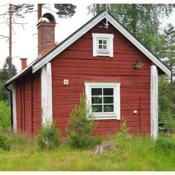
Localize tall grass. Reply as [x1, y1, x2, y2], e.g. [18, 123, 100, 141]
[0, 134, 175, 171]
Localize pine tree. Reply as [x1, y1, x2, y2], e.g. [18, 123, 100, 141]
[160, 24, 175, 82]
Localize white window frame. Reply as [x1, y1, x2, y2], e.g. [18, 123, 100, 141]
[85, 82, 120, 120]
[92, 33, 114, 57]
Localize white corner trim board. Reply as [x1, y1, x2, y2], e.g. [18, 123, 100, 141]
[41, 62, 53, 125]
[12, 86, 17, 132]
[32, 12, 170, 77]
[150, 65, 158, 139]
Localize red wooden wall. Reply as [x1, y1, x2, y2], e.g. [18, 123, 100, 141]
[15, 70, 41, 135]
[51, 20, 151, 137]
[15, 20, 152, 137]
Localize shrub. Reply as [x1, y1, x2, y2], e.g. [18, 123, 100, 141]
[0, 134, 11, 150]
[67, 94, 98, 148]
[38, 122, 60, 150]
[0, 101, 10, 129]
[115, 120, 129, 148]
[156, 137, 175, 152]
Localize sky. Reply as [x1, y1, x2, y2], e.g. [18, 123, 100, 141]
[0, 2, 175, 72]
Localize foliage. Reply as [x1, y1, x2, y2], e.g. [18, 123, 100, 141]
[0, 57, 17, 101]
[115, 120, 129, 148]
[159, 76, 175, 132]
[38, 122, 60, 150]
[54, 4, 76, 18]
[11, 4, 34, 18]
[67, 94, 97, 148]
[0, 135, 11, 150]
[88, 4, 175, 54]
[156, 137, 175, 152]
[159, 23, 175, 82]
[0, 80, 8, 101]
[0, 101, 10, 129]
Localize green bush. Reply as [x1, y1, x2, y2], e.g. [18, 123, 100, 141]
[67, 94, 99, 148]
[0, 134, 11, 150]
[156, 137, 175, 152]
[115, 120, 129, 148]
[0, 101, 10, 129]
[38, 122, 60, 150]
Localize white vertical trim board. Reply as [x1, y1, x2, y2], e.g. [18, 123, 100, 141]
[12, 85, 17, 132]
[41, 62, 53, 125]
[150, 65, 158, 139]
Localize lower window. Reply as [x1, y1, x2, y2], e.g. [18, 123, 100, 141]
[85, 82, 120, 120]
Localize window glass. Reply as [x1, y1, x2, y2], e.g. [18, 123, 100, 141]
[104, 88, 113, 95]
[92, 88, 102, 95]
[92, 105, 102, 112]
[91, 87, 114, 113]
[98, 39, 108, 50]
[104, 97, 113, 103]
[104, 105, 113, 112]
[92, 97, 102, 104]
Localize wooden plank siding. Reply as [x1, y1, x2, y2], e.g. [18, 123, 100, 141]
[15, 70, 41, 135]
[51, 21, 151, 137]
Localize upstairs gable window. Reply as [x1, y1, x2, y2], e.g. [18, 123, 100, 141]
[92, 33, 114, 57]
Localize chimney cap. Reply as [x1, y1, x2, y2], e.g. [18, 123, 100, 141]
[20, 58, 27, 60]
[38, 13, 56, 24]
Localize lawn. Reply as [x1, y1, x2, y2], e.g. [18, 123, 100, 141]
[0, 134, 175, 171]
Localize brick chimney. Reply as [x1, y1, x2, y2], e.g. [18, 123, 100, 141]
[37, 13, 56, 58]
[20, 58, 27, 70]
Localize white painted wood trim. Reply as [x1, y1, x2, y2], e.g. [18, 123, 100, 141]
[85, 82, 120, 120]
[32, 12, 170, 77]
[41, 62, 53, 125]
[46, 63, 53, 123]
[150, 65, 158, 139]
[12, 86, 17, 132]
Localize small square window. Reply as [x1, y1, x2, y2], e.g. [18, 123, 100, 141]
[92, 33, 114, 57]
[85, 82, 120, 120]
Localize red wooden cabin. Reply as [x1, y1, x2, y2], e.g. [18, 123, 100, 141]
[6, 12, 170, 139]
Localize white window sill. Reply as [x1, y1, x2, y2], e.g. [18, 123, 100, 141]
[89, 113, 120, 120]
[89, 116, 120, 120]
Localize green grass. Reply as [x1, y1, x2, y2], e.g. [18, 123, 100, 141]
[0, 133, 175, 171]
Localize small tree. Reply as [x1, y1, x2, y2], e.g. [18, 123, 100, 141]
[67, 94, 97, 148]
[38, 122, 60, 150]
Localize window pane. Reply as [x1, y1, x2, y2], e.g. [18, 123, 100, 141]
[104, 88, 113, 95]
[98, 40, 103, 44]
[98, 45, 103, 49]
[104, 105, 114, 112]
[103, 40, 107, 44]
[92, 88, 102, 95]
[103, 45, 107, 49]
[104, 97, 113, 103]
[92, 97, 102, 104]
[92, 105, 102, 112]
